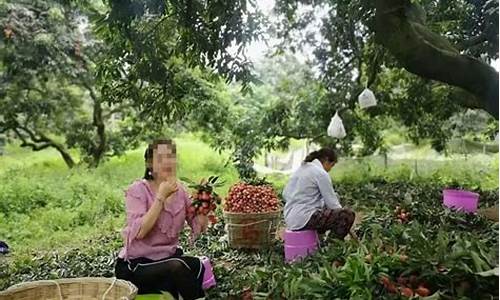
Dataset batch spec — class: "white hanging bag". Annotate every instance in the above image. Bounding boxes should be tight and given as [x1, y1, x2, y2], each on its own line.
[358, 87, 377, 108]
[327, 111, 346, 139]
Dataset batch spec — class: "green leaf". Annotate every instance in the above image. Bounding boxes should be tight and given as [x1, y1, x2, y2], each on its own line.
[476, 267, 499, 277]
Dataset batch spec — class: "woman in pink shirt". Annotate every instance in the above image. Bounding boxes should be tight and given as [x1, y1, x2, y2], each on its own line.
[115, 139, 208, 299]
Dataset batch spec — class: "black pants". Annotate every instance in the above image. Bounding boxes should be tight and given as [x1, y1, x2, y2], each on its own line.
[302, 208, 355, 238]
[115, 249, 205, 300]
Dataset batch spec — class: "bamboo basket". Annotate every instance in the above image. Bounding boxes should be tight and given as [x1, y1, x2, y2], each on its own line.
[223, 210, 281, 249]
[0, 277, 137, 300]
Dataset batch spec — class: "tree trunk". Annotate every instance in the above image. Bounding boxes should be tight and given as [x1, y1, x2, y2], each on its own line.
[52, 143, 76, 168]
[86, 84, 107, 168]
[375, 0, 499, 119]
[37, 132, 76, 168]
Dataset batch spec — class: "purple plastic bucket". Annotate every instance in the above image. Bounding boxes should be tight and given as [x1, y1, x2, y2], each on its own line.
[200, 256, 216, 290]
[284, 230, 319, 263]
[443, 189, 479, 213]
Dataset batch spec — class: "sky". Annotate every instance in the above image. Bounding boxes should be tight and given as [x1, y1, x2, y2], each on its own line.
[245, 0, 277, 63]
[492, 59, 500, 71]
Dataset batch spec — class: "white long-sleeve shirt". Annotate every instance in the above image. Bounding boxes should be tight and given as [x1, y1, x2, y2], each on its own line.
[283, 159, 342, 230]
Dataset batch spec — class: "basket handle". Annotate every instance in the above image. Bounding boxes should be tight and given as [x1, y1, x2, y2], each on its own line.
[102, 277, 129, 300]
[52, 280, 63, 300]
[225, 219, 270, 227]
[19, 280, 63, 300]
[101, 277, 116, 300]
[226, 219, 277, 241]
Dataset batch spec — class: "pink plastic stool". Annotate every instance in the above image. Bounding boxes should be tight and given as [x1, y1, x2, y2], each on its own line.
[443, 189, 479, 213]
[200, 256, 216, 290]
[284, 229, 319, 263]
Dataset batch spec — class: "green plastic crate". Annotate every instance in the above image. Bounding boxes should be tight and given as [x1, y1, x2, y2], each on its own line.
[135, 293, 175, 300]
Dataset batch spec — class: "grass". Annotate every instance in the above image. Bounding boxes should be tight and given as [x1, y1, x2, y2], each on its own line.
[330, 153, 499, 190]
[0, 135, 239, 254]
[0, 135, 497, 256]
[260, 142, 498, 191]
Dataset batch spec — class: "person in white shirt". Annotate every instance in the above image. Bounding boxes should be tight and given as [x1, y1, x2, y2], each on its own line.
[283, 148, 356, 240]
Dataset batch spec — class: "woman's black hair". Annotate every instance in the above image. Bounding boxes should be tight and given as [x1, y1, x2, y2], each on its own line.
[304, 148, 338, 164]
[143, 139, 176, 180]
[143, 145, 154, 180]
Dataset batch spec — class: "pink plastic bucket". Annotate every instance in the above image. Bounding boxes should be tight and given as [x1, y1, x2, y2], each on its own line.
[443, 189, 479, 213]
[284, 230, 319, 263]
[200, 256, 216, 290]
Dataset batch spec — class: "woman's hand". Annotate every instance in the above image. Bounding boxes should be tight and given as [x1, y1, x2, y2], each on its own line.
[137, 181, 177, 239]
[157, 179, 178, 202]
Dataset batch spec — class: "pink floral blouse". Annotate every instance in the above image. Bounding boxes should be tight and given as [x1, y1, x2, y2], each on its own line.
[118, 180, 200, 260]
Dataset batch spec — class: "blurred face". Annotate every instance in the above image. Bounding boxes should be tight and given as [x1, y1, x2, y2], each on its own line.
[152, 142, 176, 181]
[321, 160, 336, 172]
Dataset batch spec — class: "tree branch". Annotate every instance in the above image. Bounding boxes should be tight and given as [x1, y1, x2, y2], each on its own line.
[332, 56, 358, 79]
[12, 123, 76, 168]
[83, 82, 98, 102]
[103, 103, 133, 118]
[347, 22, 363, 85]
[17, 125, 45, 144]
[280, 131, 326, 141]
[458, 34, 489, 51]
[21, 142, 52, 151]
[375, 0, 499, 119]
[146, 13, 176, 38]
[367, 48, 383, 88]
[0, 122, 8, 134]
[37, 132, 76, 168]
[12, 128, 51, 151]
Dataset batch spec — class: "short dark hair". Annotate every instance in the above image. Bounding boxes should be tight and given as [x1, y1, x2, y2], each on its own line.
[304, 148, 337, 164]
[143, 139, 176, 180]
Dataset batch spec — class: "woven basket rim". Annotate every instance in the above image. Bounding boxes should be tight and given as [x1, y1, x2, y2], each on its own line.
[223, 209, 282, 216]
[1, 277, 137, 295]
